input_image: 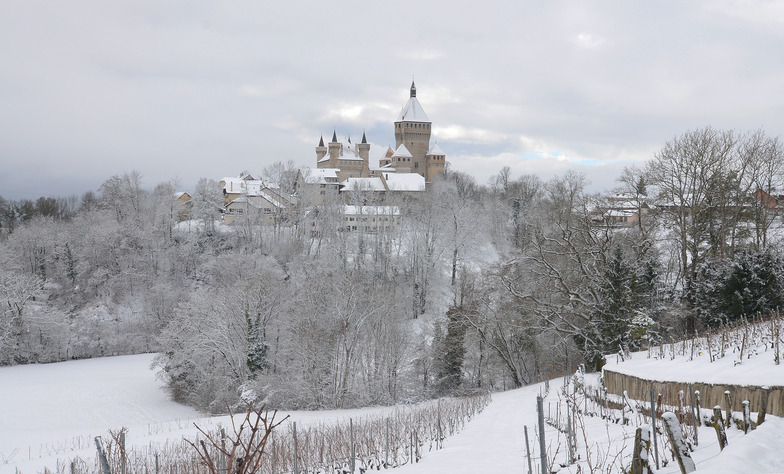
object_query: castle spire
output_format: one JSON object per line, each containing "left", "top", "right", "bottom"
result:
{"left": 318, "top": 135, "right": 324, "bottom": 147}
{"left": 410, "top": 80, "right": 416, "bottom": 98}
{"left": 331, "top": 129, "right": 338, "bottom": 143}
{"left": 361, "top": 131, "right": 367, "bottom": 144}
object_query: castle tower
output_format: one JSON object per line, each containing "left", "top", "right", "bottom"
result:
{"left": 426, "top": 142, "right": 446, "bottom": 182}
{"left": 358, "top": 131, "right": 371, "bottom": 175}
{"left": 394, "top": 81, "right": 432, "bottom": 179}
{"left": 327, "top": 130, "right": 341, "bottom": 167}
{"left": 315, "top": 135, "right": 327, "bottom": 162}
{"left": 391, "top": 143, "right": 413, "bottom": 173}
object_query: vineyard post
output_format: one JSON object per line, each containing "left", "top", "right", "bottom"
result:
{"left": 385, "top": 417, "right": 389, "bottom": 467}
{"left": 566, "top": 400, "right": 574, "bottom": 464}
{"left": 649, "top": 389, "right": 659, "bottom": 470}
{"left": 409, "top": 432, "right": 413, "bottom": 465}
{"left": 437, "top": 399, "right": 443, "bottom": 449}
{"left": 120, "top": 430, "right": 126, "bottom": 474}
{"left": 220, "top": 428, "right": 226, "bottom": 474}
{"left": 757, "top": 386, "right": 769, "bottom": 426}
{"left": 712, "top": 406, "right": 728, "bottom": 450}
{"left": 662, "top": 413, "right": 696, "bottom": 473}
{"left": 742, "top": 400, "right": 751, "bottom": 434}
{"left": 350, "top": 418, "right": 355, "bottom": 474}
{"left": 723, "top": 391, "right": 733, "bottom": 429}
{"left": 293, "top": 421, "right": 298, "bottom": 474}
{"left": 630, "top": 427, "right": 643, "bottom": 474}
{"left": 524, "top": 425, "right": 533, "bottom": 474}
{"left": 688, "top": 385, "right": 698, "bottom": 446}
{"left": 622, "top": 389, "right": 628, "bottom": 425}
{"left": 94, "top": 437, "right": 111, "bottom": 474}
{"left": 271, "top": 438, "right": 276, "bottom": 474}
{"left": 678, "top": 390, "right": 685, "bottom": 425}
{"left": 571, "top": 387, "right": 577, "bottom": 450}
{"left": 537, "top": 395, "right": 547, "bottom": 474}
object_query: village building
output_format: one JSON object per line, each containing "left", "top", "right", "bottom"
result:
{"left": 219, "top": 174, "right": 297, "bottom": 225}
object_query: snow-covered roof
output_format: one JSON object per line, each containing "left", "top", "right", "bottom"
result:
{"left": 384, "top": 173, "right": 426, "bottom": 192}
{"left": 341, "top": 177, "right": 386, "bottom": 192}
{"left": 427, "top": 143, "right": 445, "bottom": 156}
{"left": 397, "top": 97, "right": 430, "bottom": 122}
{"left": 392, "top": 144, "right": 413, "bottom": 158}
{"left": 226, "top": 192, "right": 286, "bottom": 210}
{"left": 299, "top": 168, "right": 340, "bottom": 184}
{"left": 221, "top": 177, "right": 268, "bottom": 195}
{"left": 344, "top": 205, "right": 400, "bottom": 216}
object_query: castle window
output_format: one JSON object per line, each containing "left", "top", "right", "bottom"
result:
{"left": 415, "top": 162, "right": 419, "bottom": 168}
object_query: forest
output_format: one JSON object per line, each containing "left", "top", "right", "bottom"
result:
{"left": 2, "top": 126, "right": 784, "bottom": 413}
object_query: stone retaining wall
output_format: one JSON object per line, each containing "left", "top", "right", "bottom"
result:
{"left": 603, "top": 369, "right": 784, "bottom": 417}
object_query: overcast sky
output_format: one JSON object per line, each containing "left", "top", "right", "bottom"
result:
{"left": 2, "top": 1, "right": 784, "bottom": 199}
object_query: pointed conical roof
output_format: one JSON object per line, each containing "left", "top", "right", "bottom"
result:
{"left": 318, "top": 135, "right": 325, "bottom": 147}
{"left": 361, "top": 131, "right": 367, "bottom": 144}
{"left": 397, "top": 81, "right": 430, "bottom": 122}
{"left": 427, "top": 142, "right": 445, "bottom": 156}
{"left": 392, "top": 144, "right": 413, "bottom": 158}
{"left": 331, "top": 130, "right": 338, "bottom": 143}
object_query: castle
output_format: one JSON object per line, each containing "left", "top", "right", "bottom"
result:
{"left": 315, "top": 81, "right": 447, "bottom": 184}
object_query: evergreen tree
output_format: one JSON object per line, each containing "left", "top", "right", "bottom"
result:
{"left": 246, "top": 310, "right": 268, "bottom": 377}
{"left": 435, "top": 305, "right": 468, "bottom": 396}
{"left": 695, "top": 250, "right": 784, "bottom": 327}
{"left": 576, "top": 247, "right": 658, "bottom": 370}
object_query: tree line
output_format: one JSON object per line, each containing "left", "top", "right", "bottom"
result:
{"left": 1, "top": 126, "right": 783, "bottom": 412}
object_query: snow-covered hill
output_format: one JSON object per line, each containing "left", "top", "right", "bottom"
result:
{"left": 2, "top": 351, "right": 783, "bottom": 473}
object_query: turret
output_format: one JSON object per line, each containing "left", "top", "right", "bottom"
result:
{"left": 328, "top": 130, "right": 341, "bottom": 163}
{"left": 358, "top": 131, "right": 371, "bottom": 175}
{"left": 315, "top": 135, "right": 327, "bottom": 161}
{"left": 426, "top": 142, "right": 446, "bottom": 182}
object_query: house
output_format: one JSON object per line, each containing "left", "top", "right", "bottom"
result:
{"left": 174, "top": 192, "right": 192, "bottom": 222}
{"left": 342, "top": 205, "right": 400, "bottom": 233}
{"left": 220, "top": 175, "right": 297, "bottom": 225}
{"left": 754, "top": 188, "right": 778, "bottom": 210}
{"left": 295, "top": 168, "right": 341, "bottom": 206}
{"left": 591, "top": 193, "right": 653, "bottom": 228}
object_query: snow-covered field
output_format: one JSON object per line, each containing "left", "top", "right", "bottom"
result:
{"left": 1, "top": 351, "right": 783, "bottom": 473}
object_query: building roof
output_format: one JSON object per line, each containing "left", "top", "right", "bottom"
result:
{"left": 397, "top": 96, "right": 430, "bottom": 122}
{"left": 384, "top": 172, "right": 426, "bottom": 191}
{"left": 344, "top": 205, "right": 400, "bottom": 216}
{"left": 222, "top": 176, "right": 267, "bottom": 195}
{"left": 299, "top": 168, "right": 340, "bottom": 184}
{"left": 341, "top": 177, "right": 386, "bottom": 192}
{"left": 427, "top": 143, "right": 445, "bottom": 156}
{"left": 392, "top": 144, "right": 413, "bottom": 158}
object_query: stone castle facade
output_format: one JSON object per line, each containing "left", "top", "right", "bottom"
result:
{"left": 315, "top": 81, "right": 446, "bottom": 183}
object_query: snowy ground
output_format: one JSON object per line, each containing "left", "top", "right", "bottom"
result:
{"left": 2, "top": 352, "right": 783, "bottom": 473}
{"left": 603, "top": 342, "right": 784, "bottom": 387}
